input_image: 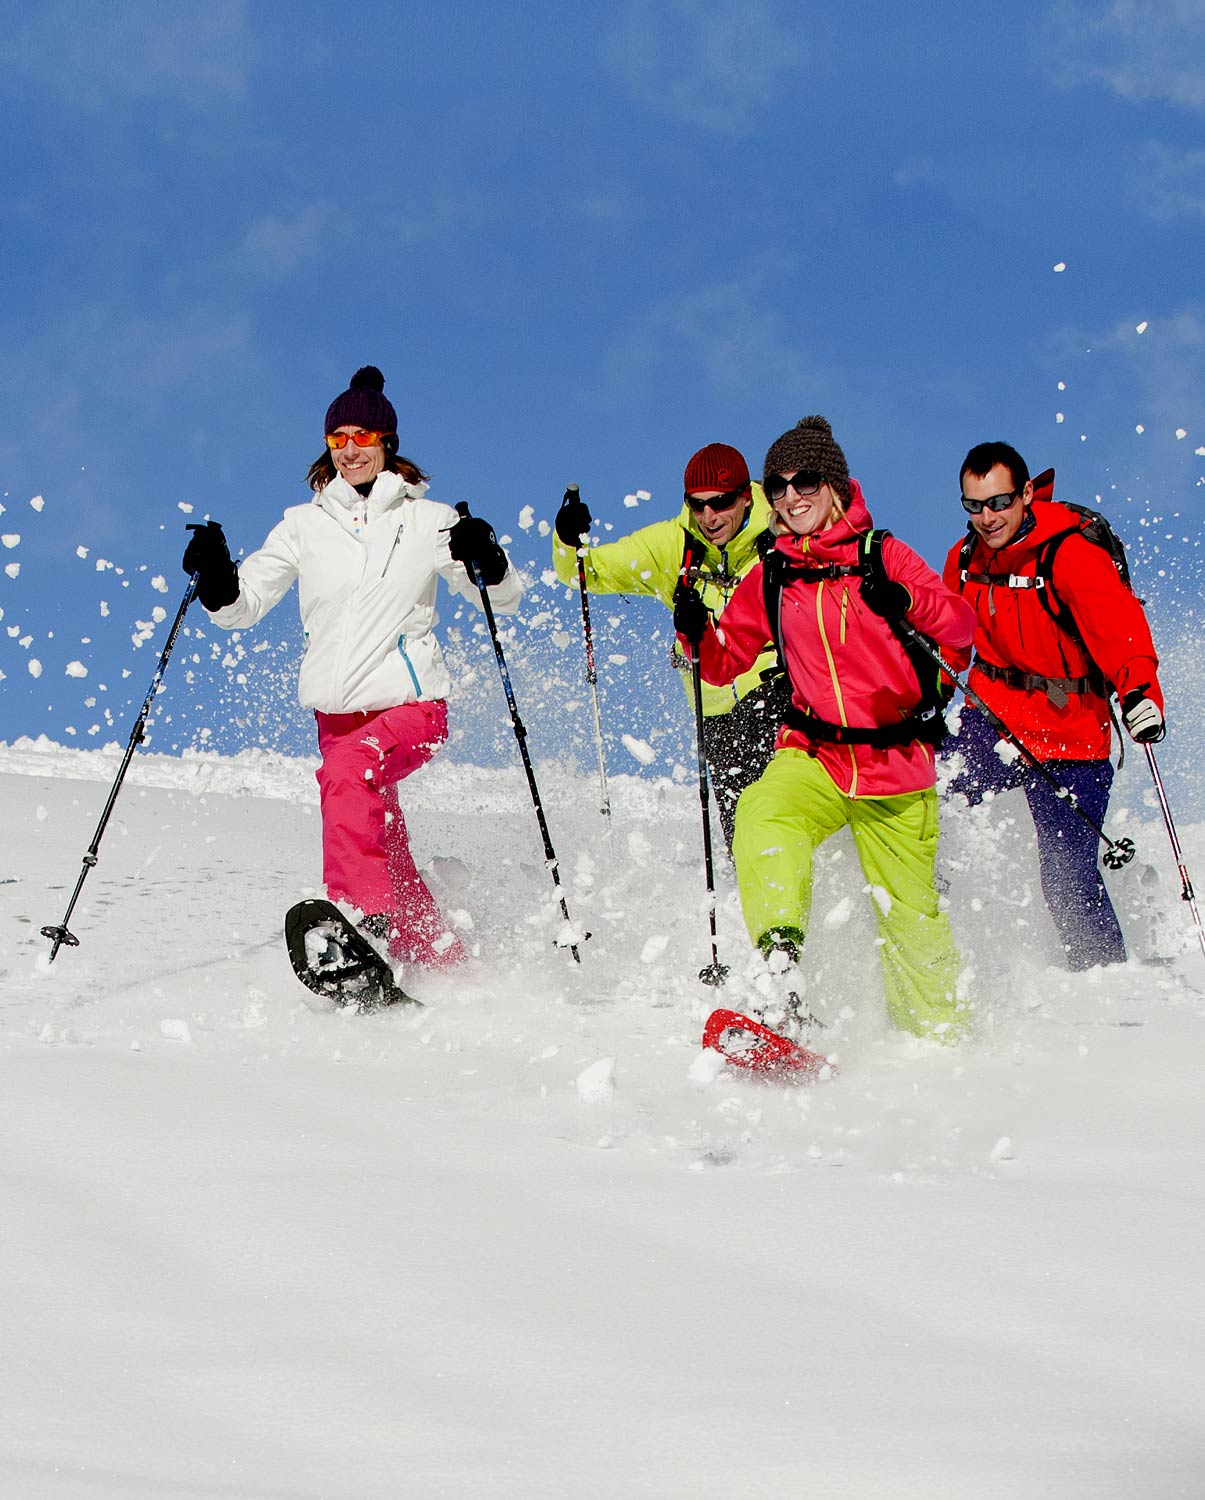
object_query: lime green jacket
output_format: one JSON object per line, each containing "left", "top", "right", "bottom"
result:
{"left": 552, "top": 484, "right": 778, "bottom": 716}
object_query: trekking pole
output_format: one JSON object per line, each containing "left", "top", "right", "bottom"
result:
{"left": 1142, "top": 745, "right": 1205, "bottom": 964}
{"left": 564, "top": 485, "right": 612, "bottom": 835}
{"left": 455, "top": 502, "right": 583, "bottom": 963}
{"left": 689, "top": 650, "right": 729, "bottom": 987}
{"left": 897, "top": 621, "right": 1137, "bottom": 871}
{"left": 42, "top": 572, "right": 199, "bottom": 961}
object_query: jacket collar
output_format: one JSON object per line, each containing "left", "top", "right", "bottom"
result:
{"left": 316, "top": 470, "right": 429, "bottom": 520}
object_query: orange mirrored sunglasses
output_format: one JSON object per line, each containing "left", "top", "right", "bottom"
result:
{"left": 325, "top": 430, "right": 392, "bottom": 451}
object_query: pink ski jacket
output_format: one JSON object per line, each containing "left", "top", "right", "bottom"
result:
{"left": 687, "top": 480, "right": 977, "bottom": 797}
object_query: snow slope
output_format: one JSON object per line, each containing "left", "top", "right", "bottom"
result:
{"left": 3, "top": 738, "right": 1205, "bottom": 1499}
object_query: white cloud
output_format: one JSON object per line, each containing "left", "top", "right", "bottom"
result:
{"left": 0, "top": 0, "right": 254, "bottom": 109}
{"left": 602, "top": 253, "right": 804, "bottom": 400}
{"left": 1128, "top": 142, "right": 1205, "bottom": 221}
{"left": 1039, "top": 1, "right": 1205, "bottom": 111}
{"left": 601, "top": 0, "right": 804, "bottom": 137}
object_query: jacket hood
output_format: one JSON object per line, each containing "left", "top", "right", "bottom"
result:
{"left": 773, "top": 476, "right": 873, "bottom": 564}
{"left": 674, "top": 481, "right": 773, "bottom": 570}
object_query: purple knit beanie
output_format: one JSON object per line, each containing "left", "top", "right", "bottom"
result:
{"left": 324, "top": 366, "right": 398, "bottom": 436}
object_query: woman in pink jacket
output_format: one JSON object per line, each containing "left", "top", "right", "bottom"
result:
{"left": 675, "top": 416, "right": 977, "bottom": 1041}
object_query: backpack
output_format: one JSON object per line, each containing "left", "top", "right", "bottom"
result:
{"left": 761, "top": 529, "right": 950, "bottom": 749}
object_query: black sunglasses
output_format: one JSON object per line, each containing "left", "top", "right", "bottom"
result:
{"left": 684, "top": 485, "right": 749, "bottom": 514}
{"left": 764, "top": 471, "right": 825, "bottom": 504}
{"left": 960, "top": 489, "right": 1020, "bottom": 515}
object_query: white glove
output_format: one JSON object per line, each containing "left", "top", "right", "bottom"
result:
{"left": 1121, "top": 692, "right": 1164, "bottom": 744}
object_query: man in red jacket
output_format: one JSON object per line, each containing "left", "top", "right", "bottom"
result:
{"left": 941, "top": 440, "right": 1165, "bottom": 970}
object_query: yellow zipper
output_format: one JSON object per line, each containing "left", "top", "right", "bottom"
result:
{"left": 815, "top": 579, "right": 858, "bottom": 795}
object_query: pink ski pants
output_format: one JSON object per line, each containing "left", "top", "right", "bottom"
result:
{"left": 314, "top": 700, "right": 464, "bottom": 968}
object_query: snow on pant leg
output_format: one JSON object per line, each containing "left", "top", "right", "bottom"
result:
{"left": 848, "top": 788, "right": 967, "bottom": 1039}
{"left": 701, "top": 676, "right": 791, "bottom": 854}
{"left": 314, "top": 709, "right": 400, "bottom": 915}
{"left": 941, "top": 706, "right": 1028, "bottom": 804}
{"left": 1022, "top": 757, "right": 1126, "bottom": 969}
{"left": 732, "top": 748, "right": 848, "bottom": 948}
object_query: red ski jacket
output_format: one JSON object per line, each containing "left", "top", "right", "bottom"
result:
{"left": 687, "top": 480, "right": 976, "bottom": 798}
{"left": 942, "top": 497, "right": 1162, "bottom": 761}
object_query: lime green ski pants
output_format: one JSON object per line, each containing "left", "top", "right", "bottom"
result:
{"left": 732, "top": 748, "right": 967, "bottom": 1039}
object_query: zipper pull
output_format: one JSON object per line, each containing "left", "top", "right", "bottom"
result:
{"left": 381, "top": 524, "right": 404, "bottom": 578}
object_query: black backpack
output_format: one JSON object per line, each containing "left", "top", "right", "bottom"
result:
{"left": 761, "top": 530, "right": 950, "bottom": 749}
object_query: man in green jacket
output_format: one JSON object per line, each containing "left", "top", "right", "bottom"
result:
{"left": 553, "top": 443, "right": 785, "bottom": 852}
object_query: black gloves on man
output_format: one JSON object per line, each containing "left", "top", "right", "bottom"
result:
{"left": 555, "top": 486, "right": 592, "bottom": 546}
{"left": 673, "top": 588, "right": 710, "bottom": 646}
{"left": 448, "top": 515, "right": 508, "bottom": 587}
{"left": 182, "top": 521, "right": 240, "bottom": 610}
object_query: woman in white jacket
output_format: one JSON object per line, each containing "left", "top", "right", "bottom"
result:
{"left": 182, "top": 365, "right": 523, "bottom": 969}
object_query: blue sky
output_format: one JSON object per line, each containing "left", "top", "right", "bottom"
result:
{"left": 0, "top": 1, "right": 1201, "bottom": 783}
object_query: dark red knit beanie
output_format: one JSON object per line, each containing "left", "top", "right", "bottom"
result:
{"left": 324, "top": 366, "right": 398, "bottom": 436}
{"left": 683, "top": 443, "right": 751, "bottom": 494}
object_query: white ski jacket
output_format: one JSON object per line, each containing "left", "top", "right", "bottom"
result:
{"left": 206, "top": 471, "right": 524, "bottom": 714}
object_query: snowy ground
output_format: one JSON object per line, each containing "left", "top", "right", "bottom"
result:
{"left": 3, "top": 736, "right": 1205, "bottom": 1499}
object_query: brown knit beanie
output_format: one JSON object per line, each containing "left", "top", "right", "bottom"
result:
{"left": 763, "top": 416, "right": 851, "bottom": 505}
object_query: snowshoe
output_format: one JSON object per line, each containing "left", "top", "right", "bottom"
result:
{"left": 284, "top": 898, "right": 421, "bottom": 1013}
{"left": 702, "top": 1007, "right": 833, "bottom": 1081}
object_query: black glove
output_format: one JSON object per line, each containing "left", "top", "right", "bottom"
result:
{"left": 448, "top": 514, "right": 508, "bottom": 587}
{"left": 182, "top": 521, "right": 240, "bottom": 610}
{"left": 673, "top": 588, "right": 710, "bottom": 646}
{"left": 859, "top": 568, "right": 911, "bottom": 621}
{"left": 1121, "top": 688, "right": 1165, "bottom": 744}
{"left": 555, "top": 485, "right": 592, "bottom": 546}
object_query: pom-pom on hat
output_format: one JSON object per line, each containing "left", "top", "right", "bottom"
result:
{"left": 763, "top": 416, "right": 850, "bottom": 505}
{"left": 684, "top": 442, "right": 751, "bottom": 495}
{"left": 324, "top": 365, "right": 398, "bottom": 436}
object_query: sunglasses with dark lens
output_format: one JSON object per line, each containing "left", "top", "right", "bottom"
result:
{"left": 325, "top": 430, "right": 392, "bottom": 451}
{"left": 684, "top": 485, "right": 749, "bottom": 514}
{"left": 960, "top": 489, "right": 1020, "bottom": 515}
{"left": 765, "top": 471, "right": 825, "bottom": 503}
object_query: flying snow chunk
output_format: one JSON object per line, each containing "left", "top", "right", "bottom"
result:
{"left": 76, "top": 545, "right": 89, "bottom": 559}
{"left": 640, "top": 933, "right": 669, "bottom": 964}
{"left": 537, "top": 519, "right": 550, "bottom": 537}
{"left": 160, "top": 1019, "right": 193, "bottom": 1044}
{"left": 1, "top": 534, "right": 19, "bottom": 548}
{"left": 4, "top": 563, "right": 17, "bottom": 578}
{"left": 1053, "top": 261, "right": 1066, "bottom": 272}
{"left": 823, "top": 896, "right": 854, "bottom": 929}
{"left": 1135, "top": 424, "right": 1145, "bottom": 434}
{"left": 1136, "top": 321, "right": 1148, "bottom": 334}
{"left": 623, "top": 493, "right": 640, "bottom": 508}
{"left": 65, "top": 661, "right": 88, "bottom": 678}
{"left": 621, "top": 733, "right": 656, "bottom": 765}
{"left": 177, "top": 502, "right": 194, "bottom": 514}
{"left": 989, "top": 1136, "right": 1014, "bottom": 1162}
{"left": 1175, "top": 429, "right": 1187, "bottom": 440}
{"left": 30, "top": 495, "right": 44, "bottom": 512}
{"left": 151, "top": 575, "right": 168, "bottom": 593}
{"left": 575, "top": 1057, "right": 616, "bottom": 1102}
{"left": 27, "top": 658, "right": 42, "bottom": 678}
{"left": 517, "top": 505, "right": 535, "bottom": 531}
{"left": 635, "top": 490, "right": 650, "bottom": 501}
{"left": 1055, "top": 413, "right": 1064, "bottom": 424}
